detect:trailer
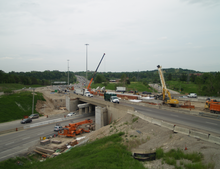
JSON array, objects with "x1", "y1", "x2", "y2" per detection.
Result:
[
  {"x1": 104, "y1": 92, "x2": 119, "y2": 103},
  {"x1": 116, "y1": 87, "x2": 126, "y2": 92},
  {"x1": 74, "y1": 88, "x2": 93, "y2": 97}
]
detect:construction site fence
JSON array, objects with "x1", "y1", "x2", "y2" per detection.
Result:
[{"x1": 127, "y1": 109, "x2": 220, "y2": 145}]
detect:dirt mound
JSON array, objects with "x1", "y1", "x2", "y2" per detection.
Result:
[{"x1": 86, "y1": 114, "x2": 220, "y2": 169}]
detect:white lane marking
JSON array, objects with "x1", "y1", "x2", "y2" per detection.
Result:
[
  {"x1": 37, "y1": 132, "x2": 45, "y2": 135},
  {"x1": 170, "y1": 114, "x2": 179, "y2": 117},
  {"x1": 5, "y1": 142, "x2": 14, "y2": 146},
  {"x1": 22, "y1": 137, "x2": 30, "y2": 140},
  {"x1": 206, "y1": 122, "x2": 217, "y2": 126}
]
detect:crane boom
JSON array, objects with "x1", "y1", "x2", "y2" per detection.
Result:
[
  {"x1": 157, "y1": 65, "x2": 179, "y2": 106},
  {"x1": 87, "y1": 53, "x2": 105, "y2": 90}
]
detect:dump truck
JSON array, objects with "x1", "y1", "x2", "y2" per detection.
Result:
[
  {"x1": 210, "y1": 103, "x2": 220, "y2": 114},
  {"x1": 104, "y1": 92, "x2": 120, "y2": 103}
]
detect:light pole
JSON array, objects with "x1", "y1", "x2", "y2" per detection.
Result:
[
  {"x1": 67, "y1": 60, "x2": 69, "y2": 85},
  {"x1": 85, "y1": 44, "x2": 89, "y2": 87},
  {"x1": 32, "y1": 88, "x2": 35, "y2": 115}
]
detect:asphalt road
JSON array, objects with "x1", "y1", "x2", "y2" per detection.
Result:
[
  {"x1": 0, "y1": 112, "x2": 76, "y2": 132},
  {"x1": 121, "y1": 101, "x2": 220, "y2": 135},
  {"x1": 0, "y1": 114, "x2": 95, "y2": 162}
]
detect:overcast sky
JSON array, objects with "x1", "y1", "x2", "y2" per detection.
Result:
[{"x1": 0, "y1": 0, "x2": 219, "y2": 73}]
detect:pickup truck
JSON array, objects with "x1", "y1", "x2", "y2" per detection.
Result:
[{"x1": 187, "y1": 93, "x2": 197, "y2": 98}]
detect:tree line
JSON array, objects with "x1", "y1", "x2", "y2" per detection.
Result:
[{"x1": 0, "y1": 70, "x2": 77, "y2": 85}]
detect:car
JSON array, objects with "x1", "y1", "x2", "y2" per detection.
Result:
[
  {"x1": 187, "y1": 93, "x2": 197, "y2": 98},
  {"x1": 54, "y1": 126, "x2": 63, "y2": 131},
  {"x1": 67, "y1": 112, "x2": 76, "y2": 117},
  {"x1": 21, "y1": 118, "x2": 32, "y2": 124},
  {"x1": 142, "y1": 91, "x2": 152, "y2": 94},
  {"x1": 179, "y1": 96, "x2": 188, "y2": 98},
  {"x1": 128, "y1": 90, "x2": 133, "y2": 93},
  {"x1": 29, "y1": 114, "x2": 39, "y2": 119}
]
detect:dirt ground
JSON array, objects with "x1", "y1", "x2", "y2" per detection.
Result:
[
  {"x1": 85, "y1": 114, "x2": 220, "y2": 169},
  {"x1": 35, "y1": 87, "x2": 69, "y2": 116}
]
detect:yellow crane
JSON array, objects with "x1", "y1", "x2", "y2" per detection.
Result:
[{"x1": 157, "y1": 65, "x2": 179, "y2": 107}]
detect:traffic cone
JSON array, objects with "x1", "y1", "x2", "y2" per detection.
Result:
[{"x1": 185, "y1": 144, "x2": 187, "y2": 150}]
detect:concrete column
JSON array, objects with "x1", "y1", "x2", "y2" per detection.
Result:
[
  {"x1": 79, "y1": 108, "x2": 82, "y2": 115},
  {"x1": 95, "y1": 106, "x2": 108, "y2": 130},
  {"x1": 89, "y1": 105, "x2": 92, "y2": 113},
  {"x1": 66, "y1": 97, "x2": 78, "y2": 112},
  {"x1": 85, "y1": 107, "x2": 88, "y2": 114}
]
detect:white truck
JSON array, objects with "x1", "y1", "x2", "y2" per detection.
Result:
[
  {"x1": 74, "y1": 88, "x2": 93, "y2": 97},
  {"x1": 116, "y1": 87, "x2": 126, "y2": 92}
]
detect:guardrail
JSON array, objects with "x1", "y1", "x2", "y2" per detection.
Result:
[
  {"x1": 199, "y1": 112, "x2": 220, "y2": 119},
  {"x1": 127, "y1": 109, "x2": 220, "y2": 145}
]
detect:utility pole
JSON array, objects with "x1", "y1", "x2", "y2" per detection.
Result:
[
  {"x1": 85, "y1": 44, "x2": 89, "y2": 87},
  {"x1": 32, "y1": 88, "x2": 35, "y2": 115},
  {"x1": 67, "y1": 60, "x2": 69, "y2": 85}
]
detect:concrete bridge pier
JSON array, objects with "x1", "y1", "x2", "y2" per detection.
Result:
[
  {"x1": 85, "y1": 107, "x2": 88, "y2": 114},
  {"x1": 79, "y1": 108, "x2": 83, "y2": 115},
  {"x1": 66, "y1": 97, "x2": 79, "y2": 112},
  {"x1": 89, "y1": 105, "x2": 92, "y2": 113},
  {"x1": 95, "y1": 106, "x2": 108, "y2": 130}
]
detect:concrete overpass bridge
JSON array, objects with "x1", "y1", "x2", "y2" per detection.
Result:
[{"x1": 66, "y1": 93, "x2": 134, "y2": 130}]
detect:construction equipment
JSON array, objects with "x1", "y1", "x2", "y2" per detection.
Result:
[
  {"x1": 104, "y1": 92, "x2": 120, "y2": 103},
  {"x1": 210, "y1": 103, "x2": 220, "y2": 114},
  {"x1": 134, "y1": 90, "x2": 140, "y2": 95},
  {"x1": 58, "y1": 119, "x2": 93, "y2": 137},
  {"x1": 157, "y1": 65, "x2": 179, "y2": 107},
  {"x1": 87, "y1": 53, "x2": 105, "y2": 91},
  {"x1": 204, "y1": 99, "x2": 220, "y2": 110}
]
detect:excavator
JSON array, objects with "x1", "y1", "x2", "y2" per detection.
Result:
[
  {"x1": 157, "y1": 65, "x2": 179, "y2": 107},
  {"x1": 87, "y1": 53, "x2": 105, "y2": 92}
]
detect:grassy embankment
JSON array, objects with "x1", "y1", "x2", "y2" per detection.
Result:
[
  {"x1": 166, "y1": 81, "x2": 198, "y2": 94},
  {"x1": 91, "y1": 82, "x2": 155, "y2": 92},
  {"x1": 0, "y1": 91, "x2": 45, "y2": 123},
  {"x1": 0, "y1": 132, "x2": 214, "y2": 169},
  {"x1": 0, "y1": 132, "x2": 145, "y2": 169},
  {"x1": 0, "y1": 83, "x2": 43, "y2": 93}
]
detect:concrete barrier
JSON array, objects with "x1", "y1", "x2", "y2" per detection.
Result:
[
  {"x1": 189, "y1": 130, "x2": 209, "y2": 141},
  {"x1": 151, "y1": 119, "x2": 161, "y2": 126},
  {"x1": 161, "y1": 121, "x2": 174, "y2": 130},
  {"x1": 209, "y1": 135, "x2": 220, "y2": 145},
  {"x1": 189, "y1": 111, "x2": 199, "y2": 115},
  {"x1": 174, "y1": 126, "x2": 189, "y2": 135}
]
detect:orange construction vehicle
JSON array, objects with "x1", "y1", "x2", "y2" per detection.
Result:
[
  {"x1": 209, "y1": 103, "x2": 220, "y2": 114},
  {"x1": 58, "y1": 119, "x2": 93, "y2": 137},
  {"x1": 204, "y1": 99, "x2": 220, "y2": 110},
  {"x1": 87, "y1": 53, "x2": 105, "y2": 91}
]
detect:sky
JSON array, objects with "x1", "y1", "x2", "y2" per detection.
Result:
[{"x1": 0, "y1": 0, "x2": 220, "y2": 73}]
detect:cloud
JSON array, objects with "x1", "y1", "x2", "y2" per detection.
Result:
[
  {"x1": 0, "y1": 57, "x2": 13, "y2": 60},
  {"x1": 181, "y1": 0, "x2": 220, "y2": 7},
  {"x1": 158, "y1": 37, "x2": 168, "y2": 40}
]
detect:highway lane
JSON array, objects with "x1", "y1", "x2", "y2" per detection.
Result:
[
  {"x1": 0, "y1": 114, "x2": 95, "y2": 162},
  {"x1": 0, "y1": 112, "x2": 78, "y2": 132},
  {"x1": 121, "y1": 102, "x2": 220, "y2": 134}
]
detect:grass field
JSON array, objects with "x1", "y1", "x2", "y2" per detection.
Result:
[
  {"x1": 166, "y1": 81, "x2": 198, "y2": 94},
  {"x1": 91, "y1": 82, "x2": 154, "y2": 92},
  {"x1": 0, "y1": 132, "x2": 145, "y2": 169},
  {"x1": 0, "y1": 91, "x2": 45, "y2": 123},
  {"x1": 0, "y1": 83, "x2": 43, "y2": 92}
]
